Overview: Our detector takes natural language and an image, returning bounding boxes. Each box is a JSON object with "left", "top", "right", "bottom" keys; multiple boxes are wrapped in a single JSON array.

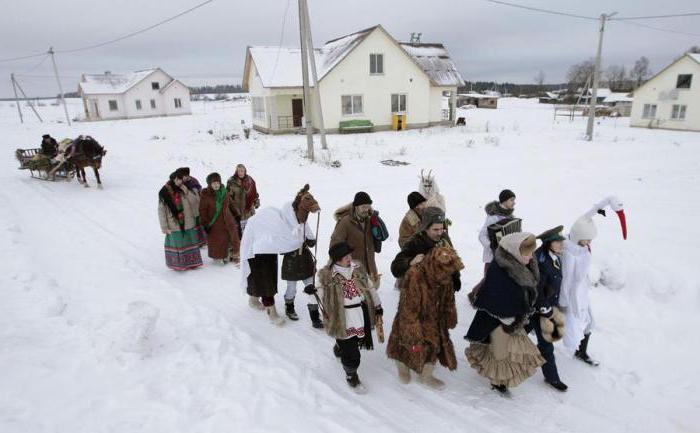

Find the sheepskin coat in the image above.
[
  {"left": 330, "top": 204, "right": 378, "bottom": 278},
  {"left": 398, "top": 209, "right": 422, "bottom": 249},
  {"left": 199, "top": 187, "right": 240, "bottom": 259},
  {"left": 158, "top": 185, "right": 198, "bottom": 233},
  {"left": 386, "top": 247, "right": 463, "bottom": 373}
]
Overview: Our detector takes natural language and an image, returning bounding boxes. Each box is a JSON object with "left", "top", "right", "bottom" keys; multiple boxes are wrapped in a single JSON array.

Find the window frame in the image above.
[
  {"left": 150, "top": 99, "right": 156, "bottom": 109},
  {"left": 135, "top": 99, "right": 142, "bottom": 110},
  {"left": 151, "top": 82, "right": 160, "bottom": 90},
  {"left": 676, "top": 74, "right": 692, "bottom": 89},
  {"left": 391, "top": 93, "right": 407, "bottom": 113},
  {"left": 174, "top": 98, "right": 182, "bottom": 108},
  {"left": 341, "top": 94, "right": 364, "bottom": 116},
  {"left": 252, "top": 97, "right": 265, "bottom": 120},
  {"left": 671, "top": 104, "right": 687, "bottom": 120},
  {"left": 642, "top": 103, "right": 657, "bottom": 119},
  {"left": 369, "top": 53, "right": 384, "bottom": 75},
  {"left": 108, "top": 100, "right": 118, "bottom": 111}
]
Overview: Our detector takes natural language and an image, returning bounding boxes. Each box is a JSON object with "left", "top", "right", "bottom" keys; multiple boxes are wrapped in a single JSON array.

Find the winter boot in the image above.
[
  {"left": 396, "top": 361, "right": 411, "bottom": 384},
  {"left": 285, "top": 299, "right": 299, "bottom": 321},
  {"left": 575, "top": 334, "right": 600, "bottom": 366},
  {"left": 419, "top": 363, "right": 445, "bottom": 390},
  {"left": 346, "top": 372, "right": 368, "bottom": 394},
  {"left": 248, "top": 296, "right": 265, "bottom": 310},
  {"left": 333, "top": 343, "right": 342, "bottom": 359},
  {"left": 265, "top": 305, "right": 285, "bottom": 326},
  {"left": 491, "top": 383, "right": 511, "bottom": 397},
  {"left": 308, "top": 304, "right": 324, "bottom": 329},
  {"left": 546, "top": 380, "right": 569, "bottom": 392}
]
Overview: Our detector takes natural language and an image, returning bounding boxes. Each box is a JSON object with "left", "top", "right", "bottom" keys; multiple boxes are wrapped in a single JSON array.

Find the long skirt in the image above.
[
  {"left": 194, "top": 216, "right": 208, "bottom": 247},
  {"left": 466, "top": 326, "right": 545, "bottom": 388},
  {"left": 164, "top": 229, "right": 204, "bottom": 271},
  {"left": 247, "top": 254, "right": 278, "bottom": 298}
]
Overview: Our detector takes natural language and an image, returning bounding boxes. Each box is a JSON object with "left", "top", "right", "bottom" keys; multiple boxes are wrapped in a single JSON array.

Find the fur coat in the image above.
[
  {"left": 330, "top": 204, "right": 378, "bottom": 278},
  {"left": 199, "top": 187, "right": 240, "bottom": 259},
  {"left": 319, "top": 262, "right": 379, "bottom": 340},
  {"left": 398, "top": 209, "right": 422, "bottom": 248},
  {"left": 386, "top": 246, "right": 464, "bottom": 373}
]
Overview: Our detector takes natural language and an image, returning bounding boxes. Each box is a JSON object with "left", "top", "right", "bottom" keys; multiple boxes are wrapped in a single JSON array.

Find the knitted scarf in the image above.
[
  {"left": 159, "top": 182, "right": 185, "bottom": 231},
  {"left": 208, "top": 187, "right": 227, "bottom": 229}
]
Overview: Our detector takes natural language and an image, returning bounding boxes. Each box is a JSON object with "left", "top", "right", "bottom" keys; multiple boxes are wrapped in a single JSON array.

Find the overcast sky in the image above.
[{"left": 1, "top": 0, "right": 698, "bottom": 97}]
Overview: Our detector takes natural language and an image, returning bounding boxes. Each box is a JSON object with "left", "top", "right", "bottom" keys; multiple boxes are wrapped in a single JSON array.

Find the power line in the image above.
[
  {"left": 613, "top": 12, "right": 700, "bottom": 20},
  {"left": 614, "top": 19, "right": 700, "bottom": 37},
  {"left": 55, "top": 0, "right": 214, "bottom": 54},
  {"left": 483, "top": 0, "right": 598, "bottom": 21},
  {"left": 19, "top": 54, "right": 50, "bottom": 74},
  {"left": 270, "top": 0, "right": 292, "bottom": 83},
  {"left": 0, "top": 52, "right": 47, "bottom": 64}
]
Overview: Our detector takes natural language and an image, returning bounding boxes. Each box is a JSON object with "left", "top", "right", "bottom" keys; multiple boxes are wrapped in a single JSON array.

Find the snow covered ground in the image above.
[{"left": 1, "top": 97, "right": 698, "bottom": 433}]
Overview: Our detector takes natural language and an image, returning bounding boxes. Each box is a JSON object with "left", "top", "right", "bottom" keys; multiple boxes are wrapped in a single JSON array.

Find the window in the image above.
[
  {"left": 150, "top": 99, "right": 156, "bottom": 109},
  {"left": 174, "top": 98, "right": 182, "bottom": 108},
  {"left": 391, "top": 94, "right": 407, "bottom": 113},
  {"left": 642, "top": 104, "right": 657, "bottom": 119},
  {"left": 370, "top": 53, "right": 384, "bottom": 74},
  {"left": 151, "top": 82, "right": 160, "bottom": 90},
  {"left": 108, "top": 100, "right": 118, "bottom": 111},
  {"left": 135, "top": 100, "right": 142, "bottom": 110},
  {"left": 671, "top": 104, "right": 687, "bottom": 120},
  {"left": 676, "top": 74, "right": 692, "bottom": 89},
  {"left": 252, "top": 97, "right": 265, "bottom": 120},
  {"left": 341, "top": 95, "right": 363, "bottom": 115}
]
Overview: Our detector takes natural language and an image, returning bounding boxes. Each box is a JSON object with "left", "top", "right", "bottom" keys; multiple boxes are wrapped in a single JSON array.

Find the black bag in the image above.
[{"left": 281, "top": 247, "right": 315, "bottom": 281}]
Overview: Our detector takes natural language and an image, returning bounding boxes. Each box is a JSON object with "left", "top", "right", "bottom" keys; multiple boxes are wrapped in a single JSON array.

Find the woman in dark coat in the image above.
[
  {"left": 199, "top": 173, "right": 240, "bottom": 264},
  {"left": 465, "top": 232, "right": 545, "bottom": 396}
]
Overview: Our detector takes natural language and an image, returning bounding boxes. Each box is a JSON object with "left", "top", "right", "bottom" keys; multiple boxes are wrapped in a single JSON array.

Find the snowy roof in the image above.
[
  {"left": 458, "top": 93, "right": 498, "bottom": 99},
  {"left": 689, "top": 53, "right": 700, "bottom": 64},
  {"left": 79, "top": 69, "right": 164, "bottom": 95},
  {"left": 245, "top": 26, "right": 464, "bottom": 88},
  {"left": 586, "top": 88, "right": 612, "bottom": 98},
  {"left": 398, "top": 43, "right": 464, "bottom": 87},
  {"left": 603, "top": 92, "right": 633, "bottom": 103}
]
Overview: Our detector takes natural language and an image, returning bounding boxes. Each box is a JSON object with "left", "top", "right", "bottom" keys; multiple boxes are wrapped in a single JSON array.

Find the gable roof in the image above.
[
  {"left": 79, "top": 68, "right": 171, "bottom": 95},
  {"left": 603, "top": 92, "right": 633, "bottom": 103},
  {"left": 635, "top": 52, "right": 700, "bottom": 93},
  {"left": 243, "top": 25, "right": 464, "bottom": 90}
]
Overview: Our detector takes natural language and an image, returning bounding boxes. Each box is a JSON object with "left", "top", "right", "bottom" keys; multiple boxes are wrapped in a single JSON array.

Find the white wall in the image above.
[
  {"left": 318, "top": 28, "right": 433, "bottom": 130},
  {"left": 630, "top": 56, "right": 700, "bottom": 131}
]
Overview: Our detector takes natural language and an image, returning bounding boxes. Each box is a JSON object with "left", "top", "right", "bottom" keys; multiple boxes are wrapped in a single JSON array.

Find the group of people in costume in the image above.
[
  {"left": 157, "top": 164, "right": 258, "bottom": 271},
  {"left": 157, "top": 170, "right": 627, "bottom": 396}
]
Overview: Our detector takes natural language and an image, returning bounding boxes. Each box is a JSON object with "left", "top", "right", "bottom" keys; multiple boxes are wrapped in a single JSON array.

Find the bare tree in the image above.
[
  {"left": 566, "top": 59, "right": 595, "bottom": 93},
  {"left": 630, "top": 56, "right": 651, "bottom": 89},
  {"left": 606, "top": 65, "right": 627, "bottom": 91}
]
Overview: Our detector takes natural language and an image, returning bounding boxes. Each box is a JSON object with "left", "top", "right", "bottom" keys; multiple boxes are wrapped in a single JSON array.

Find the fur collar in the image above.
[
  {"left": 494, "top": 246, "right": 539, "bottom": 289},
  {"left": 333, "top": 203, "right": 353, "bottom": 222},
  {"left": 485, "top": 200, "right": 514, "bottom": 217}
]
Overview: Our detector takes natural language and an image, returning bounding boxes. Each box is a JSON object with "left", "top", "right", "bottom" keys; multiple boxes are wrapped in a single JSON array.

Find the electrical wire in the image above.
[
  {"left": 269, "top": 0, "right": 292, "bottom": 83},
  {"left": 482, "top": 0, "right": 598, "bottom": 21},
  {"left": 613, "top": 12, "right": 700, "bottom": 20},
  {"left": 613, "top": 20, "right": 700, "bottom": 37}
]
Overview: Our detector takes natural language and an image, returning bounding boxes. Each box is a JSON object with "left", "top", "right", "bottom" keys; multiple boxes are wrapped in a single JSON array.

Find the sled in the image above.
[{"left": 15, "top": 148, "right": 74, "bottom": 181}]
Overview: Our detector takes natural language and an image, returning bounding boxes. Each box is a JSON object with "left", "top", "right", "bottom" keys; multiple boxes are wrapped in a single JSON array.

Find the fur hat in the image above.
[
  {"left": 169, "top": 170, "right": 183, "bottom": 181},
  {"left": 421, "top": 206, "right": 445, "bottom": 231},
  {"left": 407, "top": 191, "right": 427, "bottom": 210},
  {"left": 206, "top": 172, "right": 221, "bottom": 185},
  {"left": 178, "top": 167, "right": 191, "bottom": 176},
  {"left": 499, "top": 232, "right": 537, "bottom": 262},
  {"left": 499, "top": 189, "right": 516, "bottom": 203},
  {"left": 353, "top": 191, "right": 372, "bottom": 207},
  {"left": 569, "top": 216, "right": 597, "bottom": 244},
  {"left": 329, "top": 241, "right": 354, "bottom": 262}
]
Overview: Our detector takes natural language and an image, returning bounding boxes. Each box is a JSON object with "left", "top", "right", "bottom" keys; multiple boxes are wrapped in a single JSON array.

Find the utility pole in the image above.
[
  {"left": 298, "top": 0, "right": 314, "bottom": 161},
  {"left": 13, "top": 75, "right": 43, "bottom": 122},
  {"left": 48, "top": 47, "right": 71, "bottom": 126},
  {"left": 586, "top": 12, "right": 616, "bottom": 141},
  {"left": 10, "top": 74, "right": 24, "bottom": 123},
  {"left": 302, "top": 0, "right": 327, "bottom": 150}
]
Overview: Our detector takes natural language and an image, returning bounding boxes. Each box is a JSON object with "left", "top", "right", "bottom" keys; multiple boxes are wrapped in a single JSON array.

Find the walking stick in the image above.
[{"left": 310, "top": 211, "right": 328, "bottom": 319}]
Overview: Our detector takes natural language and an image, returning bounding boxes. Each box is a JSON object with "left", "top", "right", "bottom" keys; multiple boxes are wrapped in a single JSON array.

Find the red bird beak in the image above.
[{"left": 615, "top": 210, "right": 627, "bottom": 240}]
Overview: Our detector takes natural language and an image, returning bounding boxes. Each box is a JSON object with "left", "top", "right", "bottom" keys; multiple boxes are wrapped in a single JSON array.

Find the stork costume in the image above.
[
  {"left": 239, "top": 202, "right": 316, "bottom": 325},
  {"left": 560, "top": 196, "right": 627, "bottom": 364}
]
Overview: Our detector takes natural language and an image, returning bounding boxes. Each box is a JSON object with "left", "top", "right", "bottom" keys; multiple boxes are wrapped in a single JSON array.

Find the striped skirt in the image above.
[
  {"left": 194, "top": 216, "right": 208, "bottom": 247},
  {"left": 164, "top": 228, "right": 204, "bottom": 271}
]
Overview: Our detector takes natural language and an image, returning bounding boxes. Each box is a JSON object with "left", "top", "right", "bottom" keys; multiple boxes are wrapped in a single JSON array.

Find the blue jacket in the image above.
[{"left": 534, "top": 246, "right": 562, "bottom": 313}]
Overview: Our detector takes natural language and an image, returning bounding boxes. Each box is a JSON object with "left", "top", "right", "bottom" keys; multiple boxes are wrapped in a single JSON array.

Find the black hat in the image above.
[
  {"left": 329, "top": 241, "right": 354, "bottom": 262},
  {"left": 499, "top": 189, "right": 516, "bottom": 203},
  {"left": 178, "top": 167, "right": 191, "bottom": 176},
  {"left": 353, "top": 191, "right": 372, "bottom": 207},
  {"left": 42, "top": 134, "right": 51, "bottom": 139},
  {"left": 537, "top": 225, "right": 566, "bottom": 243},
  {"left": 421, "top": 206, "right": 446, "bottom": 231},
  {"left": 407, "top": 191, "right": 427, "bottom": 210},
  {"left": 206, "top": 172, "right": 221, "bottom": 185}
]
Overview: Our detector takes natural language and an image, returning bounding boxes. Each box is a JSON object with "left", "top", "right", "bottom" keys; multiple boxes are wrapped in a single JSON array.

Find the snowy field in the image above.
[{"left": 1, "top": 97, "right": 698, "bottom": 433}]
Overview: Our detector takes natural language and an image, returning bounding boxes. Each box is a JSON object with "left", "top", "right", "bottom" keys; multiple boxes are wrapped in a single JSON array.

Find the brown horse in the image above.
[
  {"left": 66, "top": 136, "right": 107, "bottom": 188},
  {"left": 292, "top": 184, "right": 321, "bottom": 223}
]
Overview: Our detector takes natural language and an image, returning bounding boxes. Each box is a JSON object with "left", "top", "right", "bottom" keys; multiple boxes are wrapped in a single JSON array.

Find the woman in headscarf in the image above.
[
  {"left": 199, "top": 172, "right": 240, "bottom": 264},
  {"left": 226, "top": 164, "right": 259, "bottom": 236}
]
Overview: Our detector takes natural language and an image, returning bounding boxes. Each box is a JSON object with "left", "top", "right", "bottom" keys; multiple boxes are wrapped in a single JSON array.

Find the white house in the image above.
[
  {"left": 603, "top": 92, "right": 633, "bottom": 117},
  {"left": 630, "top": 53, "right": 700, "bottom": 131},
  {"left": 242, "top": 25, "right": 465, "bottom": 134},
  {"left": 78, "top": 68, "right": 191, "bottom": 121}
]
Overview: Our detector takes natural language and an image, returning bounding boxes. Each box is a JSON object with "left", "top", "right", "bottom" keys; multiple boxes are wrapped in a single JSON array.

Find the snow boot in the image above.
[
  {"left": 285, "top": 299, "right": 299, "bottom": 321},
  {"left": 419, "top": 363, "right": 445, "bottom": 390},
  {"left": 546, "top": 380, "right": 569, "bottom": 392},
  {"left": 265, "top": 305, "right": 285, "bottom": 326},
  {"left": 308, "top": 304, "right": 324, "bottom": 329},
  {"left": 491, "top": 383, "right": 511, "bottom": 397},
  {"left": 333, "top": 343, "right": 342, "bottom": 358},
  {"left": 248, "top": 296, "right": 265, "bottom": 310},
  {"left": 346, "top": 372, "right": 368, "bottom": 394},
  {"left": 396, "top": 361, "right": 411, "bottom": 384},
  {"left": 575, "top": 333, "right": 600, "bottom": 366}
]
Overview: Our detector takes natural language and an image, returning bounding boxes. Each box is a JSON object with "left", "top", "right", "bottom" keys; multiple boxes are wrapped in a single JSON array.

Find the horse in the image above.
[
  {"left": 66, "top": 136, "right": 107, "bottom": 188},
  {"left": 418, "top": 169, "right": 446, "bottom": 212}
]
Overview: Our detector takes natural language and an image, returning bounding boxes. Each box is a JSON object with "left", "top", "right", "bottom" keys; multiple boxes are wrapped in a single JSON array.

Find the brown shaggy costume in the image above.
[{"left": 386, "top": 246, "right": 464, "bottom": 373}]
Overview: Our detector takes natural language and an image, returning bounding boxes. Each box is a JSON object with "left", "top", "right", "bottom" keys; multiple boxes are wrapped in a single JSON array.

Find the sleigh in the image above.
[{"left": 15, "top": 148, "right": 74, "bottom": 181}]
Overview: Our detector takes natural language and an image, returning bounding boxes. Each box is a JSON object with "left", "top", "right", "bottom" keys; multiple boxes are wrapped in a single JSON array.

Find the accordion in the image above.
[{"left": 487, "top": 217, "right": 522, "bottom": 250}]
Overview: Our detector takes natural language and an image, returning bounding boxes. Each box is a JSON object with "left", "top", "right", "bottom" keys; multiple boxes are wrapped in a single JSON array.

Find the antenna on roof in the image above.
[{"left": 410, "top": 32, "right": 422, "bottom": 43}]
